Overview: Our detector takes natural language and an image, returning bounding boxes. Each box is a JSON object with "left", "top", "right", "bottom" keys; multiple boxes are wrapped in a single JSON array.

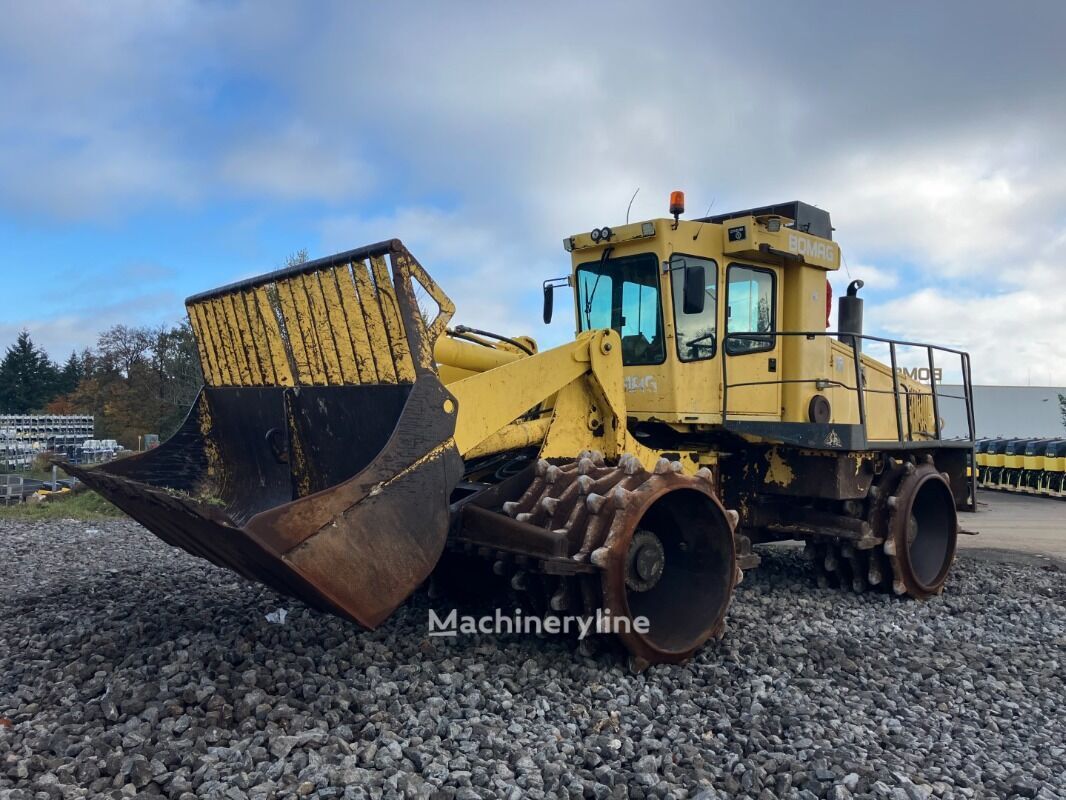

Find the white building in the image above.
[{"left": 940, "top": 385, "right": 1065, "bottom": 440}]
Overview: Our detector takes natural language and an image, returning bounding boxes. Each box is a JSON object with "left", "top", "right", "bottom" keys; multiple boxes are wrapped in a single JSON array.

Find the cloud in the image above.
[
  {"left": 2, "top": 256, "right": 185, "bottom": 360},
  {"left": 869, "top": 287, "right": 1066, "bottom": 387},
  {"left": 319, "top": 206, "right": 560, "bottom": 338},
  {"left": 220, "top": 124, "right": 373, "bottom": 202},
  {"left": 2, "top": 1, "right": 1066, "bottom": 383},
  {"left": 819, "top": 137, "right": 1066, "bottom": 279},
  {"left": 830, "top": 263, "right": 899, "bottom": 295},
  {"left": 0, "top": 291, "right": 185, "bottom": 362}
]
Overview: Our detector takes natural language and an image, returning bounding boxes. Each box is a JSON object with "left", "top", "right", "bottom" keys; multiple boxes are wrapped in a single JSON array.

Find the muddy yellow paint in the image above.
[
  {"left": 209, "top": 300, "right": 237, "bottom": 386},
  {"left": 352, "top": 260, "right": 397, "bottom": 383},
  {"left": 763, "top": 447, "right": 795, "bottom": 487},
  {"left": 370, "top": 255, "right": 416, "bottom": 382},
  {"left": 301, "top": 273, "right": 344, "bottom": 385},
  {"left": 196, "top": 392, "right": 220, "bottom": 479},
  {"left": 204, "top": 300, "right": 237, "bottom": 386},
  {"left": 253, "top": 287, "right": 294, "bottom": 386},
  {"left": 275, "top": 281, "right": 314, "bottom": 385},
  {"left": 187, "top": 304, "right": 219, "bottom": 386},
  {"left": 221, "top": 293, "right": 255, "bottom": 386},
  {"left": 319, "top": 267, "right": 363, "bottom": 384},
  {"left": 207, "top": 297, "right": 239, "bottom": 383},
  {"left": 334, "top": 264, "right": 380, "bottom": 383},
  {"left": 188, "top": 304, "right": 217, "bottom": 385},
  {"left": 287, "top": 277, "right": 327, "bottom": 385},
  {"left": 230, "top": 291, "right": 264, "bottom": 385},
  {"left": 239, "top": 291, "right": 273, "bottom": 385}
]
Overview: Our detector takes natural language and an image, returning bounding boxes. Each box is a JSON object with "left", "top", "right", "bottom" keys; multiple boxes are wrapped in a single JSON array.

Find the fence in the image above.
[{"left": 0, "top": 475, "right": 25, "bottom": 505}]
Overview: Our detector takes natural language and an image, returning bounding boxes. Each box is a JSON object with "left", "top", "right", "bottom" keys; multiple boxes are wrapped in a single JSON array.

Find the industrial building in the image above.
[{"left": 941, "top": 385, "right": 1065, "bottom": 440}]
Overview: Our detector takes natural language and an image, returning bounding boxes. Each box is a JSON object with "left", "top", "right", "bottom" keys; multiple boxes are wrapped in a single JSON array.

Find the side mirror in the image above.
[
  {"left": 682, "top": 265, "right": 706, "bottom": 314},
  {"left": 543, "top": 284, "right": 554, "bottom": 324}
]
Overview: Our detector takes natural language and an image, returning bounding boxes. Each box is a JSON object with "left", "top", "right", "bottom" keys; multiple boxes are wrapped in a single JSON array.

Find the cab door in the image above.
[{"left": 723, "top": 263, "right": 782, "bottom": 418}]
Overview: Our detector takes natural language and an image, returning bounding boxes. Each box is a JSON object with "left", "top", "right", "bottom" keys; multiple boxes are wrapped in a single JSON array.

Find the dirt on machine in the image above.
[{"left": 64, "top": 196, "right": 977, "bottom": 669}]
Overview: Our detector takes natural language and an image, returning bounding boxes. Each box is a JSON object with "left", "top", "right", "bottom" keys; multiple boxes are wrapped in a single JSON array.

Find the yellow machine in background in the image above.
[
  {"left": 1042, "top": 442, "right": 1066, "bottom": 496},
  {"left": 978, "top": 438, "right": 1065, "bottom": 497},
  {"left": 66, "top": 196, "right": 976, "bottom": 668}
]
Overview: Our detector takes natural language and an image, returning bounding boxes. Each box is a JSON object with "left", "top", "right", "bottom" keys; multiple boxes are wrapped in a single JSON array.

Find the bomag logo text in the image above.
[
  {"left": 897, "top": 367, "right": 943, "bottom": 382},
  {"left": 624, "top": 375, "right": 658, "bottom": 393},
  {"left": 787, "top": 234, "right": 836, "bottom": 262}
]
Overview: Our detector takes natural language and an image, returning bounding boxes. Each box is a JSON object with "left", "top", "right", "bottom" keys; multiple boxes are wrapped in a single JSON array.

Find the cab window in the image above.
[
  {"left": 576, "top": 253, "right": 664, "bottom": 365},
  {"left": 669, "top": 255, "right": 718, "bottom": 361},
  {"left": 726, "top": 264, "right": 775, "bottom": 355}
]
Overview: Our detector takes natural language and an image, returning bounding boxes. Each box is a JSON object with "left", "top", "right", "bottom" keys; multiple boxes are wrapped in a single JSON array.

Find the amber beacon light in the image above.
[
  {"left": 669, "top": 190, "right": 685, "bottom": 217},
  {"left": 669, "top": 190, "right": 685, "bottom": 229}
]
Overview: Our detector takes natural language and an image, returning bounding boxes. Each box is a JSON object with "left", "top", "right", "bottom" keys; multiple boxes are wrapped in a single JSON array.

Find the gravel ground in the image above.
[{"left": 1, "top": 518, "right": 1063, "bottom": 800}]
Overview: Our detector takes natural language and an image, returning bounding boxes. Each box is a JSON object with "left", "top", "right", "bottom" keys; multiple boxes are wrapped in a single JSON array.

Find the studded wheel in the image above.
[
  {"left": 806, "top": 457, "right": 959, "bottom": 599},
  {"left": 883, "top": 462, "right": 958, "bottom": 598},
  {"left": 596, "top": 479, "right": 739, "bottom": 669},
  {"left": 489, "top": 452, "right": 743, "bottom": 669}
]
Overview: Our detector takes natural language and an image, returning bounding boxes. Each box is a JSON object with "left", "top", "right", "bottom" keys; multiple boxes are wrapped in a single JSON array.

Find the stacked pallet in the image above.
[{"left": 0, "top": 415, "right": 95, "bottom": 470}]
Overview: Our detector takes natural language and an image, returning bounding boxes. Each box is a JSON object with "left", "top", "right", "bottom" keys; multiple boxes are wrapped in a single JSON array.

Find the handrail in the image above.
[{"left": 720, "top": 330, "right": 976, "bottom": 446}]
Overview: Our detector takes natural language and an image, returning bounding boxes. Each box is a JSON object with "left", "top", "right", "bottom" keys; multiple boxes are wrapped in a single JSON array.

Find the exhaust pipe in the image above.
[{"left": 837, "top": 279, "right": 864, "bottom": 352}]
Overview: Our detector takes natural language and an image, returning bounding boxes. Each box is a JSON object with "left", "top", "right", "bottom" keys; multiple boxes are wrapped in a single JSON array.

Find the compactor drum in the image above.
[
  {"left": 1041, "top": 442, "right": 1066, "bottom": 497},
  {"left": 448, "top": 452, "right": 742, "bottom": 667},
  {"left": 982, "top": 440, "right": 1008, "bottom": 489},
  {"left": 67, "top": 198, "right": 975, "bottom": 667},
  {"left": 974, "top": 440, "right": 992, "bottom": 486},
  {"left": 806, "top": 458, "right": 958, "bottom": 599}
]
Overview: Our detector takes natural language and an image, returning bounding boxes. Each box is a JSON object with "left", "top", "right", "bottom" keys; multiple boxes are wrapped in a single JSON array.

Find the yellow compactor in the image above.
[
  {"left": 1040, "top": 442, "right": 1066, "bottom": 497},
  {"left": 66, "top": 197, "right": 976, "bottom": 668}
]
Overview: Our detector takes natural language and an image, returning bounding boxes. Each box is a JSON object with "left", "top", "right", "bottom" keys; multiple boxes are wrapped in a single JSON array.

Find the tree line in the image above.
[
  {"left": 0, "top": 252, "right": 313, "bottom": 449},
  {"left": 0, "top": 323, "right": 202, "bottom": 447}
]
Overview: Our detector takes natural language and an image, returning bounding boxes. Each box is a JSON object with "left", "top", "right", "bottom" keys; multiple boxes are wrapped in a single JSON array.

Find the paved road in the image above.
[{"left": 958, "top": 489, "right": 1066, "bottom": 568}]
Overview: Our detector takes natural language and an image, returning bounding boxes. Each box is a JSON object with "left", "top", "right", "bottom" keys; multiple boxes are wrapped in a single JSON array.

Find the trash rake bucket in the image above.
[{"left": 65, "top": 240, "right": 465, "bottom": 628}]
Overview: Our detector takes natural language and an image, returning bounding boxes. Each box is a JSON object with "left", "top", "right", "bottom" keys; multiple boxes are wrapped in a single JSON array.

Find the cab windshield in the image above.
[{"left": 576, "top": 252, "right": 664, "bottom": 365}]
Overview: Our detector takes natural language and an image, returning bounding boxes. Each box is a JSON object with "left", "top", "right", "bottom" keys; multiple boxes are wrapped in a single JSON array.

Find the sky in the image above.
[{"left": 1, "top": 1, "right": 1064, "bottom": 386}]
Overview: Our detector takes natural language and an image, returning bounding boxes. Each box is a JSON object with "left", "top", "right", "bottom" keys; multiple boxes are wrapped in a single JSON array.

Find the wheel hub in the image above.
[{"left": 625, "top": 529, "right": 665, "bottom": 592}]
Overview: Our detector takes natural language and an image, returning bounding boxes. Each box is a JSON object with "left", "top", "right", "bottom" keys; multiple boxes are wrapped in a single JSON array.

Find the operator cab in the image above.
[{"left": 548, "top": 195, "right": 837, "bottom": 428}]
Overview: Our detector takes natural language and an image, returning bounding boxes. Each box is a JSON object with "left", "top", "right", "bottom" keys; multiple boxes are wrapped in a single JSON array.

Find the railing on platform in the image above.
[{"left": 721, "top": 330, "right": 975, "bottom": 445}]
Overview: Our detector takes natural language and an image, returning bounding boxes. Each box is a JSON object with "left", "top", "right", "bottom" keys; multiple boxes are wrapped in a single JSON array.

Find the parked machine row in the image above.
[{"left": 975, "top": 438, "right": 1066, "bottom": 497}]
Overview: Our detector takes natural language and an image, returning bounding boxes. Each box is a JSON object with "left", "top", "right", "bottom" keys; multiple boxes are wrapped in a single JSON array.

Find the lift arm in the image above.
[{"left": 446, "top": 329, "right": 654, "bottom": 465}]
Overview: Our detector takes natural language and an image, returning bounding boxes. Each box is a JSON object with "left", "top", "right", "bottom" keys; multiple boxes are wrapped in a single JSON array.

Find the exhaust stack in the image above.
[{"left": 837, "top": 279, "right": 864, "bottom": 352}]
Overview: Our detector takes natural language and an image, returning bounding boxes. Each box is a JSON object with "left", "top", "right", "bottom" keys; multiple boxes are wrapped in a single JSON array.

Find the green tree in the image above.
[
  {"left": 57, "top": 350, "right": 83, "bottom": 395},
  {"left": 57, "top": 322, "right": 204, "bottom": 446},
  {"left": 1059, "top": 393, "right": 1065, "bottom": 430},
  {"left": 96, "top": 324, "right": 150, "bottom": 377},
  {"left": 148, "top": 321, "right": 202, "bottom": 437},
  {"left": 0, "top": 330, "right": 60, "bottom": 413}
]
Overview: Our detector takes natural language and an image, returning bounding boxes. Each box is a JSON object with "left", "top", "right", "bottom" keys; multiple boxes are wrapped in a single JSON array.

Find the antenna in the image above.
[
  {"left": 625, "top": 187, "right": 640, "bottom": 224},
  {"left": 692, "top": 197, "right": 716, "bottom": 241},
  {"left": 840, "top": 250, "right": 854, "bottom": 281}
]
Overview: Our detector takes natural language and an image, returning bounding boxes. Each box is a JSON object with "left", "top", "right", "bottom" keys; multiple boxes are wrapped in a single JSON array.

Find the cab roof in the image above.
[{"left": 699, "top": 201, "right": 833, "bottom": 241}]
